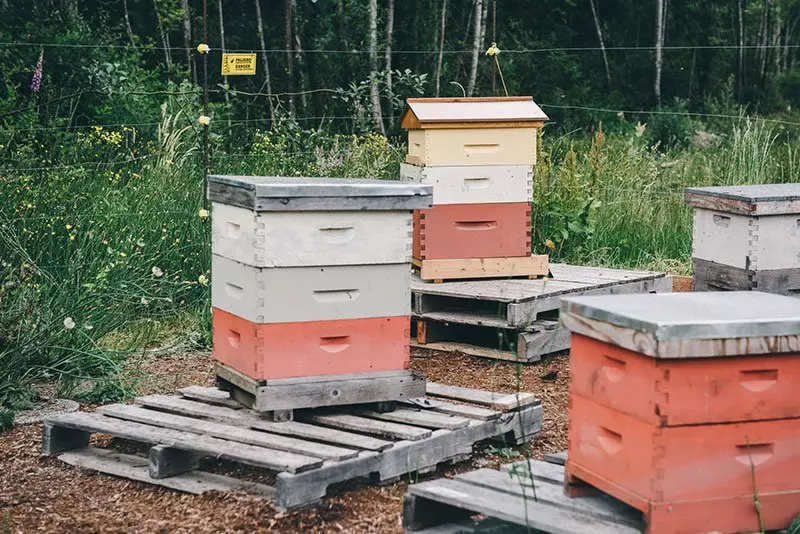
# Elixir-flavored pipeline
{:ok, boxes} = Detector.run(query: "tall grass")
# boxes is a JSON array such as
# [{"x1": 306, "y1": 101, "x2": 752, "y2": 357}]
[{"x1": 1, "y1": 113, "x2": 797, "y2": 410}]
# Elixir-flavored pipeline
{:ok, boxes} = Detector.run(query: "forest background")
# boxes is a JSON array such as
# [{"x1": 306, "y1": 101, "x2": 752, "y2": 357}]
[{"x1": 1, "y1": 0, "x2": 799, "y2": 419}]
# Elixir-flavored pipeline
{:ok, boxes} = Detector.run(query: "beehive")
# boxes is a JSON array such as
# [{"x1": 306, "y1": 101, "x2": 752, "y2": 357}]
[
  {"x1": 560, "y1": 291, "x2": 800, "y2": 534},
  {"x1": 207, "y1": 175, "x2": 433, "y2": 410},
  {"x1": 685, "y1": 183, "x2": 800, "y2": 295},
  {"x1": 400, "y1": 97, "x2": 549, "y2": 281}
]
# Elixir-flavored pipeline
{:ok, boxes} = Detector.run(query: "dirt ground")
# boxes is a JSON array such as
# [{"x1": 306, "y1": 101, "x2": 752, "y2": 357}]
[{"x1": 0, "y1": 348, "x2": 570, "y2": 534}]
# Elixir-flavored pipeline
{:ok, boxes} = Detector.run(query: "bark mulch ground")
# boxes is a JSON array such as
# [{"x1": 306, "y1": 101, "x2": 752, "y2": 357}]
[{"x1": 0, "y1": 348, "x2": 570, "y2": 534}]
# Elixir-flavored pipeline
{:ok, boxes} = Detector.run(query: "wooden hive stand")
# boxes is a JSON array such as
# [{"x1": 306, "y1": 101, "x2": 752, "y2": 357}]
[
  {"x1": 400, "y1": 97, "x2": 550, "y2": 282},
  {"x1": 207, "y1": 175, "x2": 433, "y2": 418},
  {"x1": 560, "y1": 291, "x2": 800, "y2": 534}
]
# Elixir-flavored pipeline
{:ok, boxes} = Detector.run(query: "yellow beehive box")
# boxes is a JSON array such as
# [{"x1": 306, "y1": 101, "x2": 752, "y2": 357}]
[{"x1": 400, "y1": 97, "x2": 548, "y2": 167}]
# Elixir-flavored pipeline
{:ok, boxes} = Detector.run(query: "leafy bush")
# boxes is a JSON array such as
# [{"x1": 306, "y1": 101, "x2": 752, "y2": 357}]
[{"x1": 648, "y1": 99, "x2": 697, "y2": 150}]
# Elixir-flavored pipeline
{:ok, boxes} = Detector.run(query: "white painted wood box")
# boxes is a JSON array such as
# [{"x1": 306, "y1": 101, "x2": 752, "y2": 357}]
[
  {"x1": 685, "y1": 184, "x2": 800, "y2": 294},
  {"x1": 400, "y1": 97, "x2": 548, "y2": 168},
  {"x1": 211, "y1": 255, "x2": 411, "y2": 324},
  {"x1": 400, "y1": 163, "x2": 532, "y2": 205},
  {"x1": 211, "y1": 202, "x2": 412, "y2": 268}
]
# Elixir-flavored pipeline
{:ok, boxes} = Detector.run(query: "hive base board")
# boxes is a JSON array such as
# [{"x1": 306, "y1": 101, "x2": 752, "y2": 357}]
[
  {"x1": 44, "y1": 382, "x2": 542, "y2": 511},
  {"x1": 412, "y1": 255, "x2": 549, "y2": 282},
  {"x1": 692, "y1": 257, "x2": 800, "y2": 295},
  {"x1": 215, "y1": 362, "x2": 426, "y2": 413}
]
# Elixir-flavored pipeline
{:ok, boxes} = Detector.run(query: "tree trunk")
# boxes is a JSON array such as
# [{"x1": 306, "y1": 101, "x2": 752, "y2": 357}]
[
  {"x1": 479, "y1": 0, "x2": 489, "y2": 51},
  {"x1": 293, "y1": 2, "x2": 308, "y2": 115},
  {"x1": 738, "y1": 0, "x2": 745, "y2": 100},
  {"x1": 254, "y1": 0, "x2": 276, "y2": 125},
  {"x1": 368, "y1": 0, "x2": 386, "y2": 135},
  {"x1": 179, "y1": 0, "x2": 195, "y2": 82},
  {"x1": 466, "y1": 0, "x2": 483, "y2": 97},
  {"x1": 435, "y1": 0, "x2": 448, "y2": 96},
  {"x1": 122, "y1": 0, "x2": 136, "y2": 47},
  {"x1": 588, "y1": 0, "x2": 611, "y2": 85},
  {"x1": 284, "y1": 0, "x2": 296, "y2": 118},
  {"x1": 218, "y1": 0, "x2": 230, "y2": 124},
  {"x1": 654, "y1": 0, "x2": 664, "y2": 104},
  {"x1": 154, "y1": 0, "x2": 172, "y2": 68},
  {"x1": 385, "y1": 0, "x2": 395, "y2": 128}
]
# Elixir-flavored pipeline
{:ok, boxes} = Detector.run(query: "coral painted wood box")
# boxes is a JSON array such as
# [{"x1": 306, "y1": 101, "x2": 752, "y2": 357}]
[
  {"x1": 207, "y1": 175, "x2": 432, "y2": 407},
  {"x1": 560, "y1": 291, "x2": 800, "y2": 534}
]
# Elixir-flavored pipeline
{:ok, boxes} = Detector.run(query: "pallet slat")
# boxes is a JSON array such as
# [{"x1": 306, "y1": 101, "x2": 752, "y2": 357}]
[
  {"x1": 59, "y1": 447, "x2": 276, "y2": 497},
  {"x1": 426, "y1": 383, "x2": 537, "y2": 411},
  {"x1": 358, "y1": 408, "x2": 470, "y2": 430},
  {"x1": 299, "y1": 413, "x2": 432, "y2": 441},
  {"x1": 98, "y1": 404, "x2": 359, "y2": 461},
  {"x1": 45, "y1": 412, "x2": 323, "y2": 474},
  {"x1": 136, "y1": 394, "x2": 394, "y2": 452},
  {"x1": 428, "y1": 401, "x2": 501, "y2": 422},
  {"x1": 178, "y1": 385, "x2": 243, "y2": 409}
]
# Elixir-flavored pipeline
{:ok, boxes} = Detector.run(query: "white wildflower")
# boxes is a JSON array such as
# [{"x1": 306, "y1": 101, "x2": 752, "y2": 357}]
[
  {"x1": 63, "y1": 317, "x2": 76, "y2": 330},
  {"x1": 152, "y1": 266, "x2": 164, "y2": 278}
]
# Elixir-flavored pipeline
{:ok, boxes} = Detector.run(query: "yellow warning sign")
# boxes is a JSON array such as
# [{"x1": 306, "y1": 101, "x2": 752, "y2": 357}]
[{"x1": 221, "y1": 53, "x2": 257, "y2": 75}]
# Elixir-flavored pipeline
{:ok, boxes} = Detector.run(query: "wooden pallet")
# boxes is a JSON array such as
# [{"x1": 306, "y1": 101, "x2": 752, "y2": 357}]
[
  {"x1": 403, "y1": 452, "x2": 644, "y2": 533},
  {"x1": 412, "y1": 256, "x2": 550, "y2": 283},
  {"x1": 43, "y1": 382, "x2": 542, "y2": 511},
  {"x1": 411, "y1": 263, "x2": 673, "y2": 362}
]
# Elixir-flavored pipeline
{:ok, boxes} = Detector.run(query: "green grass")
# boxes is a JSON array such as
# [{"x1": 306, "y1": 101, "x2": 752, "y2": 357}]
[{"x1": 1, "y1": 112, "x2": 798, "y2": 411}]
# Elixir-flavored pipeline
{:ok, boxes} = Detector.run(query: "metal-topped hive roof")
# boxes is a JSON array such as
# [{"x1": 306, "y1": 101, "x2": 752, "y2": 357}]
[{"x1": 400, "y1": 96, "x2": 549, "y2": 129}]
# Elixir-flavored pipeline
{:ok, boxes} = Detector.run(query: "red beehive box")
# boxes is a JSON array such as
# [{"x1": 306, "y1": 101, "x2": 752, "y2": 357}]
[{"x1": 560, "y1": 291, "x2": 800, "y2": 534}]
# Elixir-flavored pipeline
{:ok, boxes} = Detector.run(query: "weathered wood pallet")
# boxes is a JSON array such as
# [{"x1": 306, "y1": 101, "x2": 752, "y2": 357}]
[
  {"x1": 411, "y1": 263, "x2": 672, "y2": 362},
  {"x1": 43, "y1": 382, "x2": 542, "y2": 511},
  {"x1": 412, "y1": 256, "x2": 550, "y2": 283},
  {"x1": 403, "y1": 453, "x2": 644, "y2": 534},
  {"x1": 692, "y1": 257, "x2": 800, "y2": 295}
]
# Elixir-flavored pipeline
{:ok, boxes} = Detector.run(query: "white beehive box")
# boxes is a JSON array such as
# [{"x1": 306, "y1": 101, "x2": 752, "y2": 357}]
[
  {"x1": 685, "y1": 184, "x2": 800, "y2": 294},
  {"x1": 400, "y1": 97, "x2": 548, "y2": 167},
  {"x1": 399, "y1": 163, "x2": 532, "y2": 205}
]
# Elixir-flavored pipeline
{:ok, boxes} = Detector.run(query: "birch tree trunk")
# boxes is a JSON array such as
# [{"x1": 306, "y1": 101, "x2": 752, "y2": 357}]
[
  {"x1": 435, "y1": 0, "x2": 448, "y2": 96},
  {"x1": 738, "y1": 0, "x2": 745, "y2": 99},
  {"x1": 368, "y1": 0, "x2": 386, "y2": 135},
  {"x1": 154, "y1": 0, "x2": 172, "y2": 68},
  {"x1": 654, "y1": 0, "x2": 665, "y2": 104},
  {"x1": 179, "y1": 0, "x2": 195, "y2": 82},
  {"x1": 384, "y1": 0, "x2": 395, "y2": 127},
  {"x1": 466, "y1": 0, "x2": 484, "y2": 97},
  {"x1": 122, "y1": 0, "x2": 136, "y2": 47},
  {"x1": 254, "y1": 0, "x2": 276, "y2": 125},
  {"x1": 479, "y1": 0, "x2": 489, "y2": 51},
  {"x1": 285, "y1": 0, "x2": 296, "y2": 118},
  {"x1": 589, "y1": 0, "x2": 611, "y2": 85},
  {"x1": 217, "y1": 0, "x2": 230, "y2": 124}
]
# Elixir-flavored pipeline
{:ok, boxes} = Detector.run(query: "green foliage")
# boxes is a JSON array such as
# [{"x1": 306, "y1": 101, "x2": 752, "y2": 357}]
[
  {"x1": 649, "y1": 99, "x2": 697, "y2": 150},
  {"x1": 789, "y1": 514, "x2": 800, "y2": 534},
  {"x1": 74, "y1": 378, "x2": 134, "y2": 404},
  {"x1": 0, "y1": 410, "x2": 14, "y2": 432}
]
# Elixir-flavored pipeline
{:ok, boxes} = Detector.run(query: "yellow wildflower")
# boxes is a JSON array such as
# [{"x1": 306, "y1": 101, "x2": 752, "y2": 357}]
[
  {"x1": 198, "y1": 115, "x2": 211, "y2": 126},
  {"x1": 198, "y1": 208, "x2": 209, "y2": 219},
  {"x1": 65, "y1": 224, "x2": 73, "y2": 230},
  {"x1": 545, "y1": 239, "x2": 556, "y2": 252},
  {"x1": 198, "y1": 274, "x2": 209, "y2": 286},
  {"x1": 197, "y1": 43, "x2": 210, "y2": 54},
  {"x1": 485, "y1": 42, "x2": 500, "y2": 56},
  {"x1": 119, "y1": 252, "x2": 127, "y2": 258}
]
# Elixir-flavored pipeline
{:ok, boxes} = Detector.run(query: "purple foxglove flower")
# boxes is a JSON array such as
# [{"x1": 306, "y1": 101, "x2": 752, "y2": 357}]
[{"x1": 30, "y1": 51, "x2": 43, "y2": 93}]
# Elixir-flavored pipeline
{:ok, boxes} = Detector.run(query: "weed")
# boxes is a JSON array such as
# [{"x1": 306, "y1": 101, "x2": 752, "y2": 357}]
[{"x1": 0, "y1": 410, "x2": 14, "y2": 432}]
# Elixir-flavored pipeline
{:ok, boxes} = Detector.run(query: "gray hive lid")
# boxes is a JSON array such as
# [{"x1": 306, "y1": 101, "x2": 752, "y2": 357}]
[
  {"x1": 207, "y1": 175, "x2": 433, "y2": 211},
  {"x1": 560, "y1": 291, "x2": 800, "y2": 358},
  {"x1": 684, "y1": 183, "x2": 800, "y2": 216},
  {"x1": 400, "y1": 96, "x2": 548, "y2": 129}
]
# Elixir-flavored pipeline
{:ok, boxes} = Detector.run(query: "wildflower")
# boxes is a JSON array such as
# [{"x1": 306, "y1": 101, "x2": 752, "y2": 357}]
[
  {"x1": 30, "y1": 50, "x2": 43, "y2": 93},
  {"x1": 119, "y1": 252, "x2": 127, "y2": 258},
  {"x1": 84, "y1": 323, "x2": 94, "y2": 330},
  {"x1": 63, "y1": 317, "x2": 76, "y2": 330},
  {"x1": 198, "y1": 208, "x2": 209, "y2": 219},
  {"x1": 485, "y1": 42, "x2": 500, "y2": 56},
  {"x1": 137, "y1": 238, "x2": 146, "y2": 247},
  {"x1": 545, "y1": 239, "x2": 556, "y2": 252},
  {"x1": 141, "y1": 297, "x2": 150, "y2": 306},
  {"x1": 65, "y1": 224, "x2": 72, "y2": 230},
  {"x1": 197, "y1": 274, "x2": 209, "y2": 286},
  {"x1": 197, "y1": 43, "x2": 210, "y2": 54},
  {"x1": 152, "y1": 266, "x2": 164, "y2": 278},
  {"x1": 102, "y1": 240, "x2": 109, "y2": 245},
  {"x1": 635, "y1": 122, "x2": 647, "y2": 138},
  {"x1": 198, "y1": 115, "x2": 211, "y2": 126},
  {"x1": 69, "y1": 235, "x2": 75, "y2": 241}
]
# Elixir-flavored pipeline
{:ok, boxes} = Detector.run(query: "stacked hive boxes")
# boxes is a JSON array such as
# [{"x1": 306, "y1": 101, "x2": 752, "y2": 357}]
[
  {"x1": 207, "y1": 175, "x2": 433, "y2": 412},
  {"x1": 560, "y1": 291, "x2": 800, "y2": 534},
  {"x1": 685, "y1": 183, "x2": 800, "y2": 295},
  {"x1": 400, "y1": 97, "x2": 550, "y2": 281}
]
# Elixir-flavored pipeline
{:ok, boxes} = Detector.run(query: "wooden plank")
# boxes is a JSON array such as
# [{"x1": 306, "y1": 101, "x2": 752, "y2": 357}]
[
  {"x1": 544, "y1": 451, "x2": 568, "y2": 465},
  {"x1": 148, "y1": 445, "x2": 200, "y2": 479},
  {"x1": 178, "y1": 385, "x2": 242, "y2": 409},
  {"x1": 358, "y1": 408, "x2": 470, "y2": 430},
  {"x1": 98, "y1": 404, "x2": 359, "y2": 461},
  {"x1": 414, "y1": 255, "x2": 549, "y2": 282},
  {"x1": 426, "y1": 383, "x2": 537, "y2": 411},
  {"x1": 405, "y1": 478, "x2": 641, "y2": 534},
  {"x1": 134, "y1": 394, "x2": 394, "y2": 452},
  {"x1": 45, "y1": 411, "x2": 323, "y2": 474},
  {"x1": 58, "y1": 446, "x2": 275, "y2": 498},
  {"x1": 428, "y1": 401, "x2": 501, "y2": 422},
  {"x1": 299, "y1": 413, "x2": 432, "y2": 441},
  {"x1": 410, "y1": 340, "x2": 519, "y2": 363},
  {"x1": 457, "y1": 468, "x2": 642, "y2": 527},
  {"x1": 500, "y1": 458, "x2": 566, "y2": 485},
  {"x1": 417, "y1": 310, "x2": 509, "y2": 329},
  {"x1": 517, "y1": 326, "x2": 571, "y2": 363}
]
